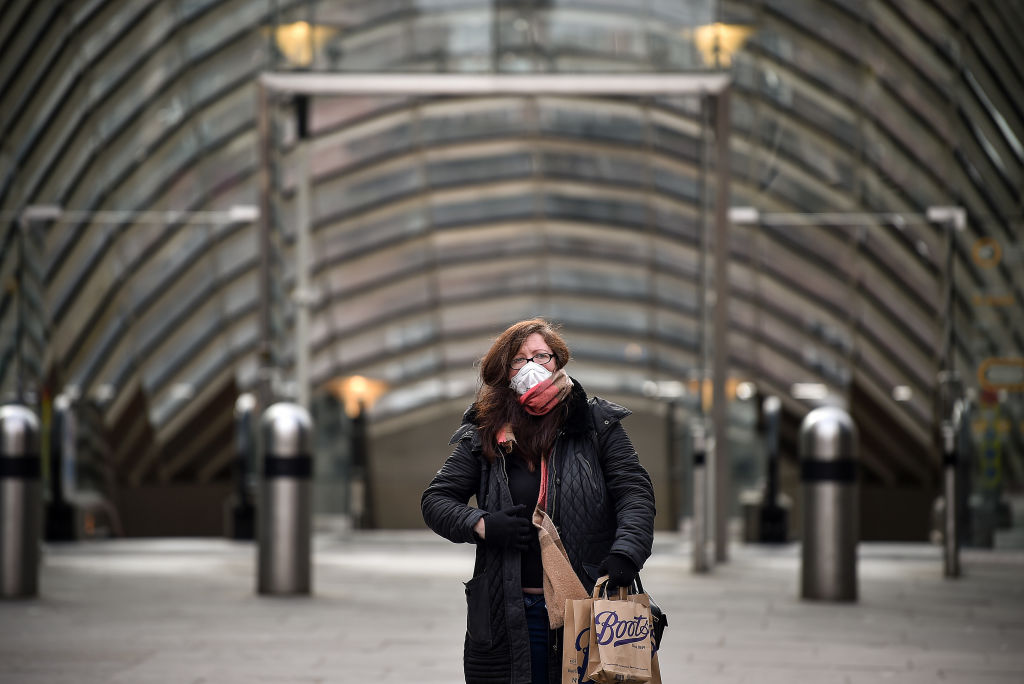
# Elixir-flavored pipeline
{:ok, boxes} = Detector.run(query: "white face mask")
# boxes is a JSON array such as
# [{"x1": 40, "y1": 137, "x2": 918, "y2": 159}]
[{"x1": 509, "y1": 361, "x2": 552, "y2": 395}]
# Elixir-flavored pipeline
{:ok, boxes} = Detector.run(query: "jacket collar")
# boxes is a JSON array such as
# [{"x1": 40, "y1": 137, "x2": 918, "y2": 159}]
[{"x1": 561, "y1": 378, "x2": 593, "y2": 436}]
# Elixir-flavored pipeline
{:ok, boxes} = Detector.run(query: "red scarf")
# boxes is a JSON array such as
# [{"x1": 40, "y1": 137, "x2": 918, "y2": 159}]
[
  {"x1": 538, "y1": 456, "x2": 550, "y2": 510},
  {"x1": 519, "y1": 369, "x2": 573, "y2": 416}
]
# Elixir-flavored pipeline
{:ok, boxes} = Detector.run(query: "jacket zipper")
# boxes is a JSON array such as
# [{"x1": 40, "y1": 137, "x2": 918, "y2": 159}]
[
  {"x1": 577, "y1": 450, "x2": 594, "y2": 481},
  {"x1": 549, "y1": 431, "x2": 563, "y2": 524},
  {"x1": 496, "y1": 454, "x2": 518, "y2": 677},
  {"x1": 547, "y1": 431, "x2": 565, "y2": 668}
]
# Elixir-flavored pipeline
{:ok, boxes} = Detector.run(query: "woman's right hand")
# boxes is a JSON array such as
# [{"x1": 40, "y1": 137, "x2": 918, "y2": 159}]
[{"x1": 476, "y1": 504, "x2": 532, "y2": 550}]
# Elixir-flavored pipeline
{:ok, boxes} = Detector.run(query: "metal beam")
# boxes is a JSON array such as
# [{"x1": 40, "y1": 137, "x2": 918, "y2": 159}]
[
  {"x1": 712, "y1": 86, "x2": 732, "y2": 564},
  {"x1": 257, "y1": 82, "x2": 274, "y2": 411},
  {"x1": 259, "y1": 71, "x2": 731, "y2": 96}
]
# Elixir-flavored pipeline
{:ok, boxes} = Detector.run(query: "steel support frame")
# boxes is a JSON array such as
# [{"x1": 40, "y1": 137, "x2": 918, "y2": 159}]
[{"x1": 255, "y1": 71, "x2": 734, "y2": 558}]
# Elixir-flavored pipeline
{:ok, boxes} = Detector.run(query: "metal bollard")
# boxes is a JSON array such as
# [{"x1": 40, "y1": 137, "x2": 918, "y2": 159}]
[
  {"x1": 45, "y1": 395, "x2": 76, "y2": 541},
  {"x1": 691, "y1": 419, "x2": 709, "y2": 574},
  {"x1": 758, "y1": 396, "x2": 788, "y2": 543},
  {"x1": 799, "y1": 406, "x2": 858, "y2": 602},
  {"x1": 228, "y1": 394, "x2": 257, "y2": 541},
  {"x1": 1, "y1": 404, "x2": 42, "y2": 598},
  {"x1": 258, "y1": 402, "x2": 313, "y2": 595}
]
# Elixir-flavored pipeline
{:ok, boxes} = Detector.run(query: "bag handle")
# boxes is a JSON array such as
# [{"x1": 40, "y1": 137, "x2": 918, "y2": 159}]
[{"x1": 591, "y1": 575, "x2": 628, "y2": 600}]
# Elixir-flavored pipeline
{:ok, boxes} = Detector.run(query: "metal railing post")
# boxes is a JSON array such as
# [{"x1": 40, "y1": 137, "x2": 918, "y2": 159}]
[
  {"x1": 941, "y1": 418, "x2": 960, "y2": 578},
  {"x1": 691, "y1": 419, "x2": 709, "y2": 574},
  {"x1": 759, "y1": 395, "x2": 788, "y2": 543},
  {"x1": 45, "y1": 395, "x2": 76, "y2": 541}
]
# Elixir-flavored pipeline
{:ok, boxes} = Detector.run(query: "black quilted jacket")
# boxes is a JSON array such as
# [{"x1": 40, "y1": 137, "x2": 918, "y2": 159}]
[{"x1": 421, "y1": 380, "x2": 656, "y2": 684}]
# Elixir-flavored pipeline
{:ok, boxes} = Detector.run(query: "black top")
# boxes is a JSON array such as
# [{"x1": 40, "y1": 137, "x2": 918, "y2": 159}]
[{"x1": 505, "y1": 453, "x2": 543, "y2": 589}]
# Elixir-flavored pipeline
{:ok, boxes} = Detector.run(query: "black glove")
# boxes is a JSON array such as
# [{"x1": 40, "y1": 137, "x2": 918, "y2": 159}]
[
  {"x1": 479, "y1": 504, "x2": 533, "y2": 550},
  {"x1": 599, "y1": 553, "x2": 638, "y2": 592}
]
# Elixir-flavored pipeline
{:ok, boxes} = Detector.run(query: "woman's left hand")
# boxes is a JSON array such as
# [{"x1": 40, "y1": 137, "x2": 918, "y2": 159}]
[{"x1": 599, "y1": 553, "x2": 638, "y2": 592}]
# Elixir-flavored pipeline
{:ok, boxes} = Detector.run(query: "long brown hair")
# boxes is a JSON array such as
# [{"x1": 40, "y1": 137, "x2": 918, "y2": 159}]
[{"x1": 476, "y1": 319, "x2": 571, "y2": 467}]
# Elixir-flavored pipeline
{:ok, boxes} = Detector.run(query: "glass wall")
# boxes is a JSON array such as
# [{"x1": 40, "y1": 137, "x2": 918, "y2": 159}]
[{"x1": 1, "y1": 0, "x2": 1021, "y2": 536}]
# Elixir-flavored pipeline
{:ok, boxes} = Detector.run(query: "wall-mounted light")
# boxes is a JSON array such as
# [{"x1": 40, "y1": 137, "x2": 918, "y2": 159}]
[
  {"x1": 692, "y1": 23, "x2": 753, "y2": 68},
  {"x1": 735, "y1": 381, "x2": 756, "y2": 401},
  {"x1": 685, "y1": 377, "x2": 748, "y2": 410},
  {"x1": 274, "y1": 21, "x2": 337, "y2": 68},
  {"x1": 891, "y1": 385, "x2": 913, "y2": 402},
  {"x1": 329, "y1": 375, "x2": 389, "y2": 418},
  {"x1": 171, "y1": 383, "x2": 195, "y2": 401},
  {"x1": 93, "y1": 383, "x2": 116, "y2": 403}
]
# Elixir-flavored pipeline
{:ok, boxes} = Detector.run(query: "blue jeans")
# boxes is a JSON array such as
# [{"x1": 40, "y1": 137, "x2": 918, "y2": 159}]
[{"x1": 523, "y1": 593, "x2": 548, "y2": 684}]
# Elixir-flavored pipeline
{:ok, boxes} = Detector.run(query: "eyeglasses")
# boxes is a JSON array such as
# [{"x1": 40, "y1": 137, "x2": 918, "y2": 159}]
[{"x1": 510, "y1": 352, "x2": 554, "y2": 370}]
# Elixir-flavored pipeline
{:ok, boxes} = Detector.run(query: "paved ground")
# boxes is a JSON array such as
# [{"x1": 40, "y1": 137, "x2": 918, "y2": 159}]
[{"x1": 0, "y1": 532, "x2": 1022, "y2": 683}]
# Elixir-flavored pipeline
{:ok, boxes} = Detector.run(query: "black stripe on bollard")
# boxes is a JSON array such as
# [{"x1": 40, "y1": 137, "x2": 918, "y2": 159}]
[
  {"x1": 801, "y1": 459, "x2": 857, "y2": 483},
  {"x1": 0, "y1": 455, "x2": 41, "y2": 479},
  {"x1": 264, "y1": 454, "x2": 313, "y2": 479},
  {"x1": 693, "y1": 452, "x2": 706, "y2": 466},
  {"x1": 943, "y1": 453, "x2": 957, "y2": 467}
]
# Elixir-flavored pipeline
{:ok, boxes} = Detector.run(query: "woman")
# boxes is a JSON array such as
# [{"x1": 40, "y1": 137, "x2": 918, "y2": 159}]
[{"x1": 421, "y1": 318, "x2": 656, "y2": 684}]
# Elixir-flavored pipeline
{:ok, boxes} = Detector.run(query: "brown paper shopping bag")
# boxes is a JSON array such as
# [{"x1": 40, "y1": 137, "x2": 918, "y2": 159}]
[
  {"x1": 627, "y1": 593, "x2": 662, "y2": 684},
  {"x1": 585, "y1": 579, "x2": 654, "y2": 683},
  {"x1": 561, "y1": 594, "x2": 598, "y2": 684}
]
